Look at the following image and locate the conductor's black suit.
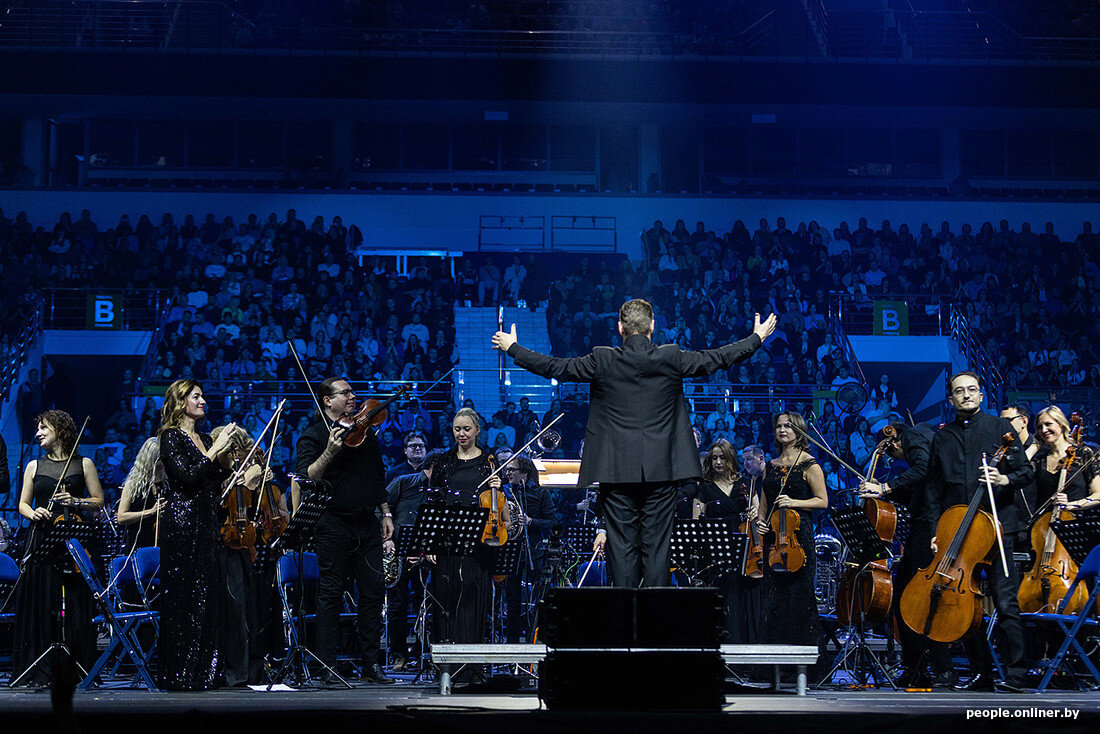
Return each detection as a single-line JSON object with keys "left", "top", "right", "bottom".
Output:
{"left": 506, "top": 332, "right": 763, "bottom": 587}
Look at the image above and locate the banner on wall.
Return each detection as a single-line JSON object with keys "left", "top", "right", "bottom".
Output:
{"left": 86, "top": 294, "right": 123, "bottom": 329}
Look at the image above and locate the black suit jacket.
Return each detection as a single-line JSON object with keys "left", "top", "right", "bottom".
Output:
{"left": 507, "top": 332, "right": 762, "bottom": 487}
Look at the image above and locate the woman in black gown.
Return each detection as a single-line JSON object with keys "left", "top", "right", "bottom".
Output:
{"left": 158, "top": 379, "right": 239, "bottom": 690}
{"left": 1029, "top": 406, "right": 1100, "bottom": 512}
{"left": 756, "top": 412, "right": 828, "bottom": 670}
{"left": 692, "top": 439, "right": 763, "bottom": 644}
{"left": 13, "top": 410, "right": 105, "bottom": 685}
{"left": 426, "top": 407, "right": 508, "bottom": 646}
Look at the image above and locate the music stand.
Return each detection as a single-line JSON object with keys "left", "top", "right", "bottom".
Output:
{"left": 9, "top": 520, "right": 99, "bottom": 688}
{"left": 819, "top": 509, "right": 897, "bottom": 690}
{"left": 397, "top": 505, "right": 489, "bottom": 684}
{"left": 562, "top": 524, "right": 601, "bottom": 571}
{"left": 267, "top": 486, "right": 341, "bottom": 690}
{"left": 669, "top": 519, "right": 748, "bottom": 585}
{"left": 1051, "top": 509, "right": 1100, "bottom": 566}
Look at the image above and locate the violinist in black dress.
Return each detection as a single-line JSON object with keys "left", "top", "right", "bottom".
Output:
{"left": 158, "top": 379, "right": 238, "bottom": 690}
{"left": 755, "top": 412, "right": 828, "bottom": 664}
{"left": 425, "top": 408, "right": 508, "bottom": 646}
{"left": 1029, "top": 406, "right": 1100, "bottom": 514}
{"left": 687, "top": 440, "right": 762, "bottom": 644}
{"left": 13, "top": 410, "right": 105, "bottom": 685}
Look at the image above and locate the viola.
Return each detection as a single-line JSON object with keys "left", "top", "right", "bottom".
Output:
{"left": 739, "top": 477, "right": 765, "bottom": 579}
{"left": 899, "top": 432, "right": 1015, "bottom": 643}
{"left": 221, "top": 445, "right": 259, "bottom": 563}
{"left": 767, "top": 464, "right": 806, "bottom": 573}
{"left": 479, "top": 452, "right": 509, "bottom": 547}
{"left": 1018, "top": 414, "right": 1088, "bottom": 615}
{"left": 256, "top": 477, "right": 290, "bottom": 547}
{"left": 337, "top": 384, "right": 410, "bottom": 448}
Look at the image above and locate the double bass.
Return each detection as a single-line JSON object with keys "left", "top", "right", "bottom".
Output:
{"left": 899, "top": 433, "right": 1015, "bottom": 643}
{"left": 1017, "top": 415, "right": 1089, "bottom": 615}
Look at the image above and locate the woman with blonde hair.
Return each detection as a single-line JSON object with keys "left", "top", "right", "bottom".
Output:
{"left": 1031, "top": 406, "right": 1100, "bottom": 513}
{"left": 117, "top": 436, "right": 167, "bottom": 548}
{"left": 158, "top": 379, "right": 239, "bottom": 690}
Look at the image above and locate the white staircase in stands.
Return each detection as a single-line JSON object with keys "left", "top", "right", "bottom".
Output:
{"left": 453, "top": 306, "right": 556, "bottom": 419}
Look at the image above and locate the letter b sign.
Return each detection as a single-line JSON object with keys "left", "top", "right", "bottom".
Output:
{"left": 86, "top": 294, "right": 122, "bottom": 329}
{"left": 873, "top": 301, "right": 908, "bottom": 336}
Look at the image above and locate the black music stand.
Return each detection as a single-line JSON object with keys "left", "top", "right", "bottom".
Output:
{"left": 267, "top": 487, "right": 342, "bottom": 690}
{"left": 669, "top": 519, "right": 748, "bottom": 586}
{"left": 819, "top": 509, "right": 897, "bottom": 690}
{"left": 398, "top": 505, "right": 489, "bottom": 684}
{"left": 562, "top": 524, "right": 601, "bottom": 571}
{"left": 9, "top": 520, "right": 99, "bottom": 689}
{"left": 1051, "top": 509, "right": 1100, "bottom": 567}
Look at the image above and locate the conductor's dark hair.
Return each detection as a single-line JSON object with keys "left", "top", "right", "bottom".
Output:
{"left": 619, "top": 299, "right": 654, "bottom": 337}
{"left": 947, "top": 370, "right": 983, "bottom": 393}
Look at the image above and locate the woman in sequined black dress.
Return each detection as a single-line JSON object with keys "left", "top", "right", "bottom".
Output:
{"left": 756, "top": 412, "right": 828, "bottom": 660}
{"left": 158, "top": 379, "right": 238, "bottom": 690}
{"left": 13, "top": 410, "right": 105, "bottom": 686}
{"left": 426, "top": 407, "right": 508, "bottom": 645}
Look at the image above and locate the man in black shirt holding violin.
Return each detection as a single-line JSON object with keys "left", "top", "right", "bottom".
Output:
{"left": 296, "top": 376, "right": 396, "bottom": 685}
{"left": 924, "top": 371, "right": 1034, "bottom": 692}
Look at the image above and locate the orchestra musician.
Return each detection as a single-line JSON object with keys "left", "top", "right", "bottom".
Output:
{"left": 755, "top": 412, "right": 828, "bottom": 661}
{"left": 501, "top": 452, "right": 555, "bottom": 644}
{"left": 926, "top": 371, "right": 1034, "bottom": 692}
{"left": 1001, "top": 402, "right": 1039, "bottom": 546}
{"left": 13, "top": 410, "right": 105, "bottom": 686}
{"left": 1029, "top": 406, "right": 1100, "bottom": 513}
{"left": 858, "top": 422, "right": 955, "bottom": 688}
{"left": 295, "top": 377, "right": 395, "bottom": 685}
{"left": 424, "top": 407, "right": 509, "bottom": 650}
{"left": 493, "top": 298, "right": 776, "bottom": 588}
{"left": 117, "top": 436, "right": 167, "bottom": 549}
{"left": 384, "top": 447, "right": 446, "bottom": 671}
{"left": 158, "top": 380, "right": 239, "bottom": 690}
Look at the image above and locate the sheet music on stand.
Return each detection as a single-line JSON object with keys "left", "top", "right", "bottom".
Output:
{"left": 832, "top": 508, "right": 893, "bottom": 564}
{"left": 401, "top": 505, "right": 489, "bottom": 557}
{"left": 1051, "top": 508, "right": 1100, "bottom": 566}
{"left": 28, "top": 520, "right": 99, "bottom": 568}
{"left": 669, "top": 518, "right": 747, "bottom": 578}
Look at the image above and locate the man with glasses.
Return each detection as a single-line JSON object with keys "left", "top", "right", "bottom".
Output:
{"left": 386, "top": 431, "right": 429, "bottom": 484}
{"left": 1000, "top": 403, "right": 1039, "bottom": 547}
{"left": 295, "top": 377, "right": 395, "bottom": 685}
{"left": 924, "top": 371, "right": 1034, "bottom": 692}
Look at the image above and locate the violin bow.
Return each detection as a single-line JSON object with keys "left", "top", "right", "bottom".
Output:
{"left": 220, "top": 400, "right": 286, "bottom": 501}
{"left": 253, "top": 403, "right": 284, "bottom": 515}
{"left": 477, "top": 413, "right": 563, "bottom": 489}
{"left": 287, "top": 340, "right": 330, "bottom": 430}
{"left": 981, "top": 452, "right": 1011, "bottom": 577}
{"left": 21, "top": 416, "right": 90, "bottom": 569}
{"left": 790, "top": 420, "right": 866, "bottom": 482}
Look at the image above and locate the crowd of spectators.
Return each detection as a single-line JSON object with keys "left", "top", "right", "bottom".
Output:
{"left": 2, "top": 204, "right": 1098, "bottom": 507}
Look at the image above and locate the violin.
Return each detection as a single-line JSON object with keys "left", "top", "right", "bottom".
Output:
{"left": 220, "top": 441, "right": 259, "bottom": 563}
{"left": 1018, "top": 414, "right": 1088, "bottom": 615}
{"left": 479, "top": 452, "right": 509, "bottom": 547}
{"left": 739, "top": 476, "right": 765, "bottom": 579}
{"left": 336, "top": 384, "right": 410, "bottom": 447}
{"left": 899, "top": 432, "right": 1015, "bottom": 643}
{"left": 767, "top": 464, "right": 806, "bottom": 573}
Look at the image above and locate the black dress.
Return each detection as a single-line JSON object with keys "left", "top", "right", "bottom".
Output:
{"left": 427, "top": 450, "right": 495, "bottom": 645}
{"left": 760, "top": 459, "right": 824, "bottom": 655}
{"left": 691, "top": 479, "right": 762, "bottom": 644}
{"left": 159, "top": 428, "right": 229, "bottom": 690}
{"left": 1031, "top": 445, "right": 1097, "bottom": 508}
{"left": 12, "top": 455, "right": 96, "bottom": 685}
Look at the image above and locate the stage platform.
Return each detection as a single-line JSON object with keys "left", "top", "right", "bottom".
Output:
{"left": 2, "top": 678, "right": 1098, "bottom": 734}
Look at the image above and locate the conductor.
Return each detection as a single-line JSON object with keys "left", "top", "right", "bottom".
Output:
{"left": 492, "top": 298, "right": 776, "bottom": 588}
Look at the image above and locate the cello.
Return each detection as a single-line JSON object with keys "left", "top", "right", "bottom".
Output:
{"left": 899, "top": 433, "right": 1015, "bottom": 643}
{"left": 1017, "top": 415, "right": 1089, "bottom": 615}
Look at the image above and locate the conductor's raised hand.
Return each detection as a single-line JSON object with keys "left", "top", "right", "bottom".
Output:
{"left": 753, "top": 312, "right": 778, "bottom": 342}
{"left": 492, "top": 323, "right": 518, "bottom": 352}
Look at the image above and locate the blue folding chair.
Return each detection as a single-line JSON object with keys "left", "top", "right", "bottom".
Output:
{"left": 277, "top": 551, "right": 319, "bottom": 650}
{"left": 65, "top": 539, "right": 159, "bottom": 691}
{"left": 134, "top": 546, "right": 161, "bottom": 607}
{"left": 1022, "top": 545, "right": 1100, "bottom": 692}
{"left": 0, "top": 552, "right": 18, "bottom": 664}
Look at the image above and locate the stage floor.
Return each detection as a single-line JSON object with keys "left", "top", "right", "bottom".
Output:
{"left": 3, "top": 679, "right": 1099, "bottom": 734}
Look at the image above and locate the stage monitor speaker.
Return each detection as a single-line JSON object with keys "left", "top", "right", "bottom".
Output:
{"left": 538, "top": 588, "right": 724, "bottom": 710}
{"left": 540, "top": 587, "right": 723, "bottom": 648}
